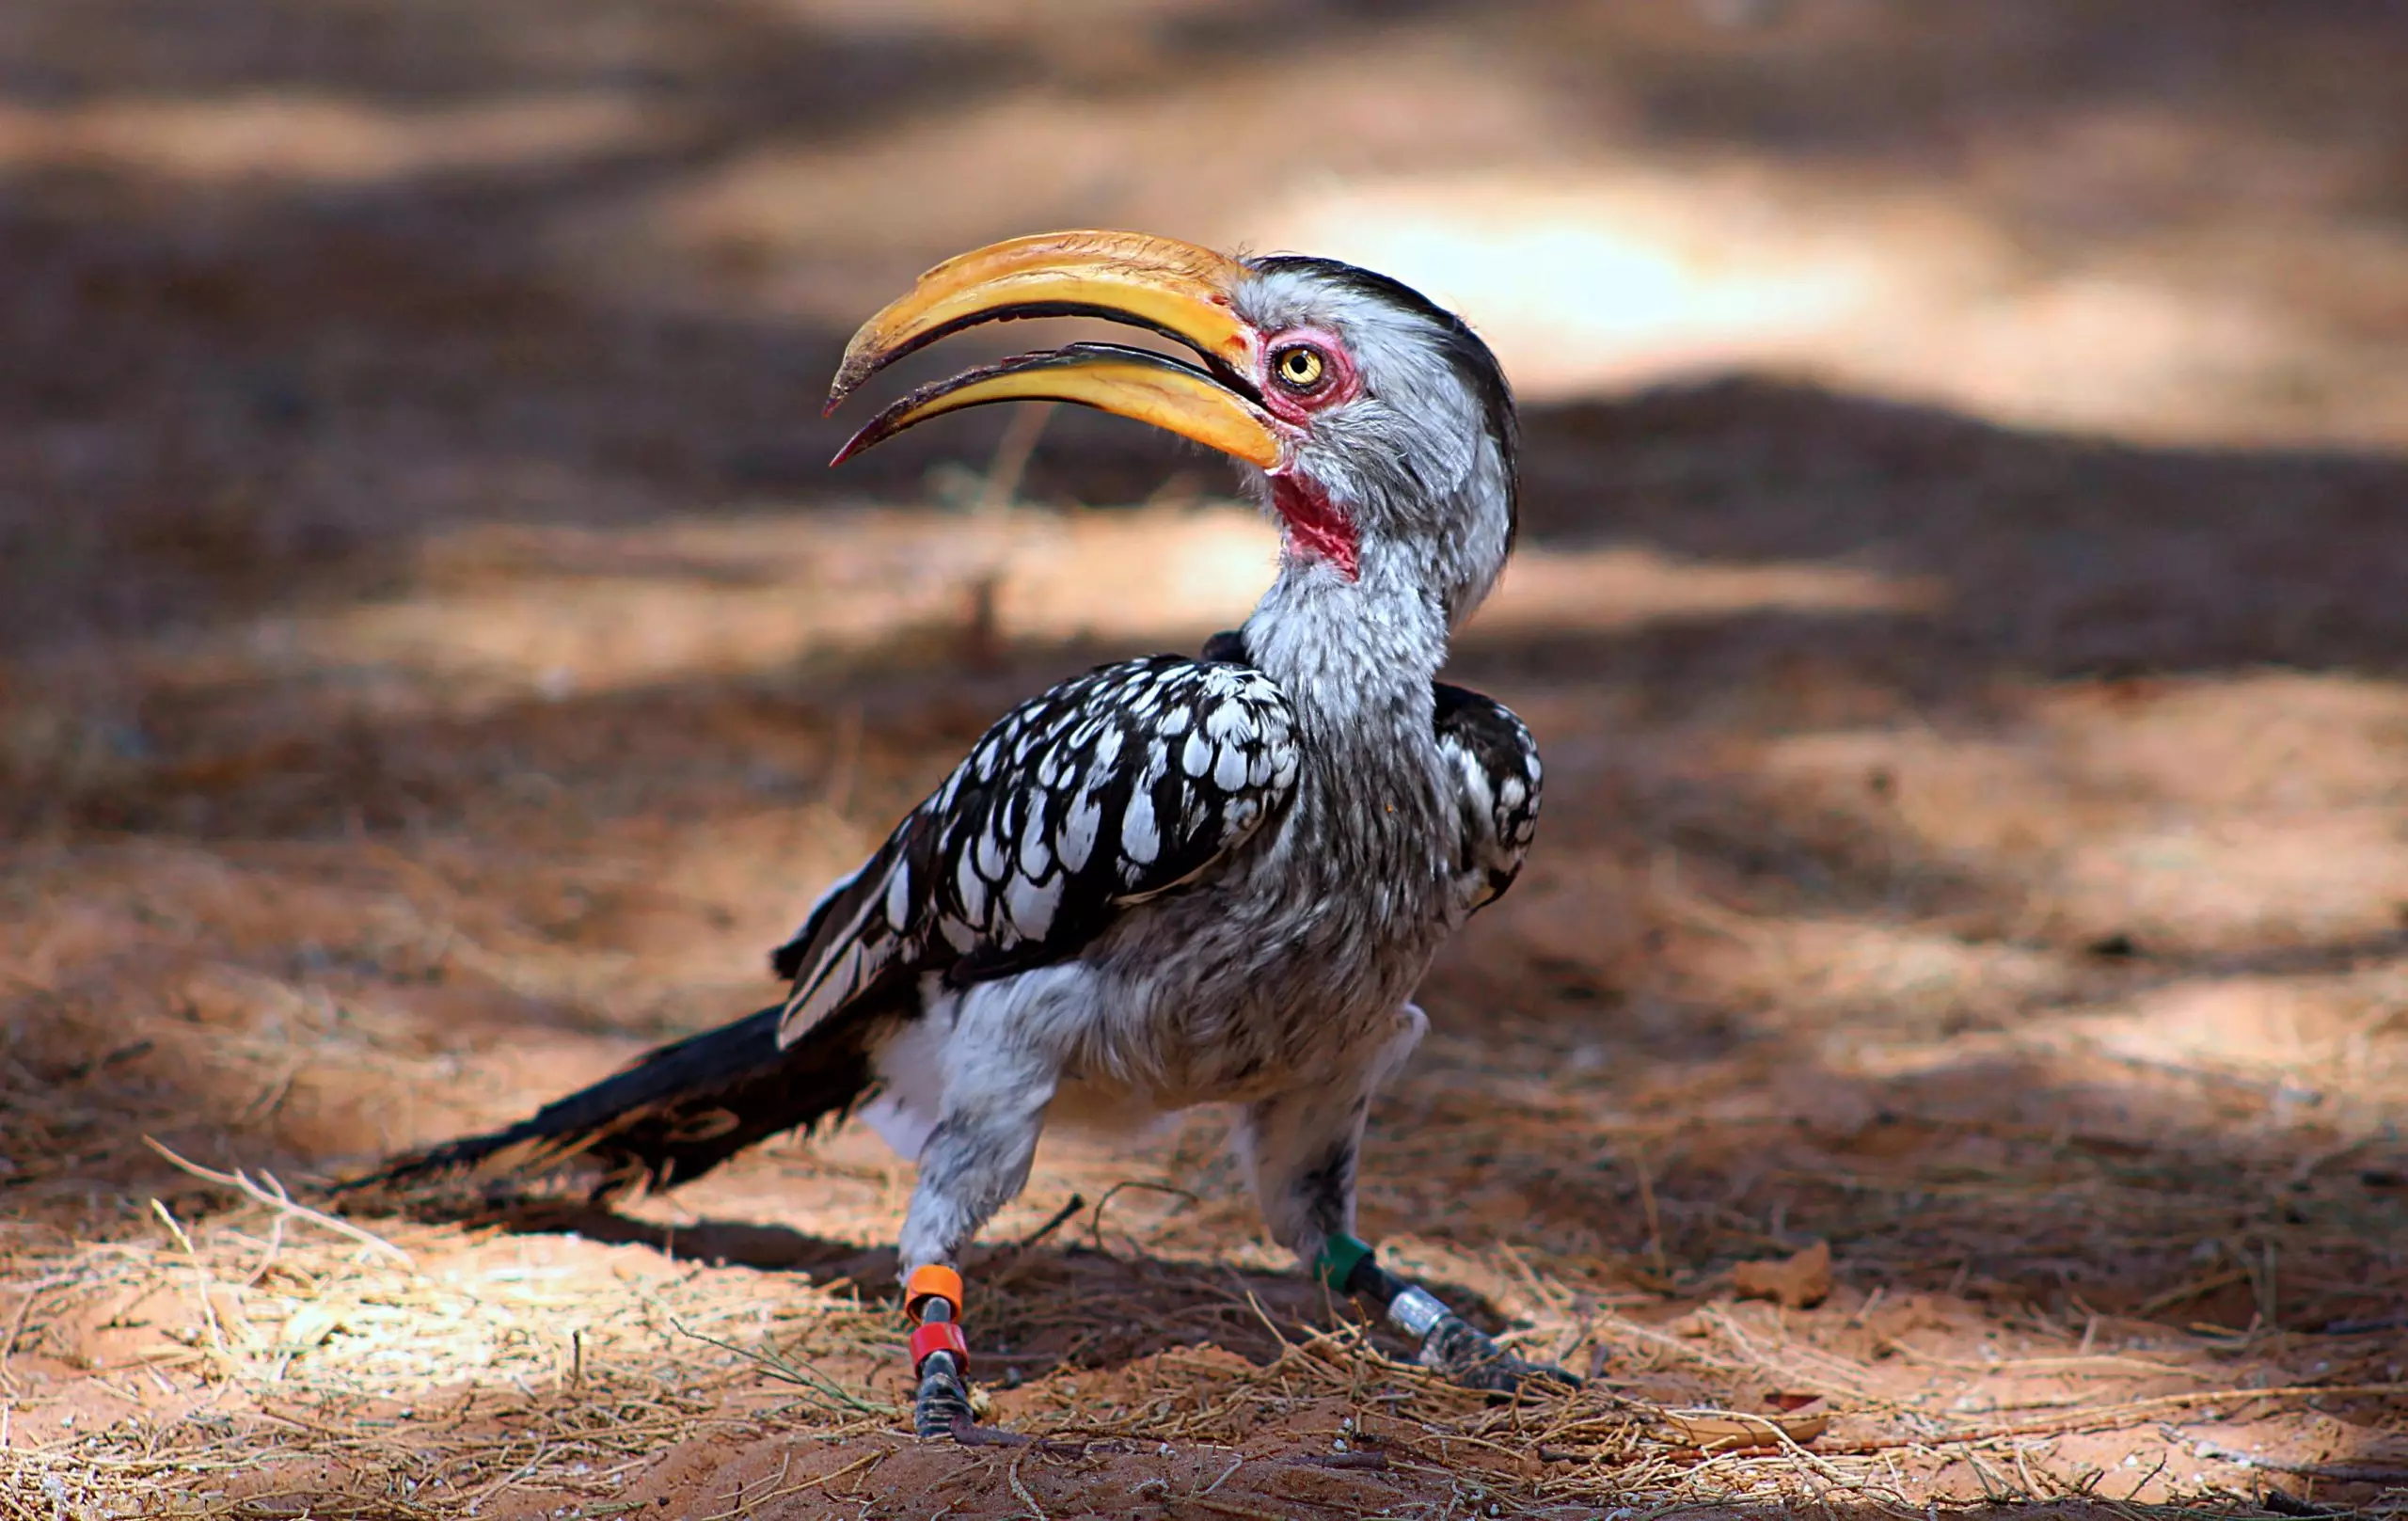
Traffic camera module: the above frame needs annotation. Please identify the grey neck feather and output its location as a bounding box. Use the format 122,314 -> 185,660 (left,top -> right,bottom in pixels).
1242,539 -> 1447,745
1240,518 -> 1504,768
1236,459 -> 1512,749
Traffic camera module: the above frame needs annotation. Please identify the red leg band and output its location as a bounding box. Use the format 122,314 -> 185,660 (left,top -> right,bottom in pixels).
911,1319 -> 969,1375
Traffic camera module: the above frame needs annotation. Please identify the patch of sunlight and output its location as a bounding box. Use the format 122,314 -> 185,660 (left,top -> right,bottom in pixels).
2032,673 -> 2408,814
0,93 -> 666,186
1236,169 -> 2344,445
175,504 -> 1944,712
1757,670 -> 2408,948
1629,899 -> 2077,1035
583,23 -> 2400,448
2059,816 -> 2408,944
1470,544 -> 1941,642
247,507 -> 1029,712
615,40 -> 1574,325
2081,976 -> 2403,1078
1247,175 -> 1887,395
1774,918 -> 2070,1010
754,0 -> 1224,42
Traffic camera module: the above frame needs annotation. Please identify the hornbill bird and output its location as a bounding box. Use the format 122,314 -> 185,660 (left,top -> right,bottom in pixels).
346,230 -> 1573,1437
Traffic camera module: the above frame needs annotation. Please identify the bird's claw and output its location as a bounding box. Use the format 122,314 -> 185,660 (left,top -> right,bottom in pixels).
912,1353 -> 976,1439
913,1362 -> 1079,1450
1418,1314 -> 1580,1397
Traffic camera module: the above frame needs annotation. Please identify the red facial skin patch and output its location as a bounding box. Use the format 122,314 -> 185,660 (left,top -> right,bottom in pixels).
1257,326 -> 1363,580
1272,474 -> 1360,580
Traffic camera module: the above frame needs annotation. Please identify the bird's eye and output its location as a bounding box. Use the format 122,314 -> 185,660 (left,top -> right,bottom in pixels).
1271,345 -> 1328,393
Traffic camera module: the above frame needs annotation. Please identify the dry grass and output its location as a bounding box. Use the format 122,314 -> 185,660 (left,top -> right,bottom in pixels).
0,1167 -> 2402,1518
4,508 -> 2405,1519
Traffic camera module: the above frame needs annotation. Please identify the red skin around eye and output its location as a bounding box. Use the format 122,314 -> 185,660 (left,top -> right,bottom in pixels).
1259,327 -> 1364,578
1257,326 -> 1361,426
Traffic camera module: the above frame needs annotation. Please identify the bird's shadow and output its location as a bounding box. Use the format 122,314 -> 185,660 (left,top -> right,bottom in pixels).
439,1199 -> 1526,1379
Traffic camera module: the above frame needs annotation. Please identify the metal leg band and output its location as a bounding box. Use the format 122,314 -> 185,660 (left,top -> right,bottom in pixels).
1386,1284 -> 1452,1339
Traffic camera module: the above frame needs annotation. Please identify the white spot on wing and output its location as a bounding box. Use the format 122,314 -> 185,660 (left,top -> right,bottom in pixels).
1124,788 -> 1159,864
1006,871 -> 1063,940
884,860 -> 911,928
788,939 -> 865,1038
1457,750 -> 1493,808
1180,732 -> 1212,778
1059,793 -> 1101,873
955,849 -> 990,925
1213,742 -> 1248,792
1020,804 -> 1052,878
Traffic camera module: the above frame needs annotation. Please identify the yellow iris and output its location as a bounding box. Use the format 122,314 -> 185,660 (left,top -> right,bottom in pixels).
1275,346 -> 1325,390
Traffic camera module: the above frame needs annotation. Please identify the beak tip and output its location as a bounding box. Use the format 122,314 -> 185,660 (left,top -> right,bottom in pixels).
825,342 -> 882,414
828,426 -> 876,467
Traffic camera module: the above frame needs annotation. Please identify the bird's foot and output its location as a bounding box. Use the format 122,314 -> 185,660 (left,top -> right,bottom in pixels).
1315,1236 -> 1581,1402
1417,1313 -> 1580,1397
906,1263 -> 984,1441
912,1350 -> 977,1438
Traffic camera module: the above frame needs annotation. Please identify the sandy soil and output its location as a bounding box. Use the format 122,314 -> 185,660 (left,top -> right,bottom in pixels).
2,3 -> 2405,1517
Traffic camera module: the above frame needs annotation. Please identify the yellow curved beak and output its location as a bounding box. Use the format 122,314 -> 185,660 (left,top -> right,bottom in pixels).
826,230 -> 1278,470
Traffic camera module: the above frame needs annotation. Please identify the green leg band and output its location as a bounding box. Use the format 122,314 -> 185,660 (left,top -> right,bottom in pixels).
1313,1232 -> 1374,1291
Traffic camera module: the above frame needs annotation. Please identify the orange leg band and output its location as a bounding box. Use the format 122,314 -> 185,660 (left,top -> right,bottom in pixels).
905,1263 -> 966,1323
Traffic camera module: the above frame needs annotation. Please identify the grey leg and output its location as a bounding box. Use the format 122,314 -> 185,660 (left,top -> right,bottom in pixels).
1233,1005 -> 1578,1397
896,1055 -> 1055,1277
895,1006 -> 1060,1440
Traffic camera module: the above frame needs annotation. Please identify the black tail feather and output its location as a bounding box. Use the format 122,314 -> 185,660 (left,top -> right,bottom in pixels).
340,1001 -> 885,1208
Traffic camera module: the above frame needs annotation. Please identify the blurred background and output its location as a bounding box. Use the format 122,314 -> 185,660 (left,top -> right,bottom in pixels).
1,2 -> 2404,1513
4,0 -> 2404,655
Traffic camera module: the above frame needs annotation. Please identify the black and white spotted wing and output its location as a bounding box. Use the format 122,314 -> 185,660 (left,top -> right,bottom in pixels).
1432,682 -> 1543,913
1202,626 -> 1541,916
770,656 -> 1301,1046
